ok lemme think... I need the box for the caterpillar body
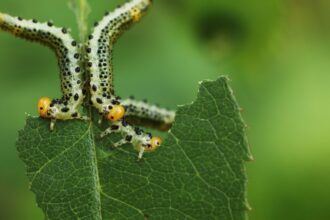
[121,98,175,125]
[0,12,86,129]
[86,0,167,158]
[100,118,162,159]
[87,0,152,117]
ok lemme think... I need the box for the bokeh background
[0,0,329,219]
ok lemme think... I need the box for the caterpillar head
[38,97,52,118]
[107,105,126,122]
[146,136,162,152]
[130,0,151,23]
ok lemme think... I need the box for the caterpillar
[0,12,87,130]
[87,0,165,158]
[100,118,162,160]
[87,0,152,119]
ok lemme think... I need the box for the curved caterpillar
[87,0,164,158]
[87,0,152,117]
[0,12,86,130]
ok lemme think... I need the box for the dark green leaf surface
[17,77,252,220]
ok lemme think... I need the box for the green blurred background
[0,0,330,219]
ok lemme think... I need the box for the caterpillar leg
[50,119,56,131]
[100,124,121,138]
[138,146,146,160]
[113,135,132,148]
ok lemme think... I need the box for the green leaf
[17,76,252,220]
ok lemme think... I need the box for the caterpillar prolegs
[0,12,87,130]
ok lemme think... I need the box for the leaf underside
[17,77,252,220]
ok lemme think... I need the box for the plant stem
[69,0,90,42]
[69,0,91,116]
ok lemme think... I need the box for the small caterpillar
[0,12,86,130]
[100,118,161,159]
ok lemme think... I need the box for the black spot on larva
[125,135,132,142]
[62,28,68,34]
[147,132,152,138]
[86,48,91,53]
[87,62,93,67]
[102,93,107,97]
[134,128,142,135]
[94,22,99,27]
[111,100,119,105]
[77,80,81,84]
[108,105,113,110]
[74,53,80,59]
[47,21,53,27]
[61,107,69,112]
[92,85,97,92]
[71,112,78,117]
[74,94,79,101]
[111,125,119,130]
[75,67,81,72]
[18,17,22,21]
[82,89,87,95]
[32,19,37,23]
[105,11,109,16]
[122,119,128,127]
[71,41,77,46]
[88,35,93,40]
[96,98,103,104]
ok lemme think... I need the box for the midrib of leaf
[72,1,104,218]
[88,118,103,220]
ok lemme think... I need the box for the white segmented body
[0,12,85,120]
[121,98,175,124]
[100,119,156,159]
[87,0,152,115]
